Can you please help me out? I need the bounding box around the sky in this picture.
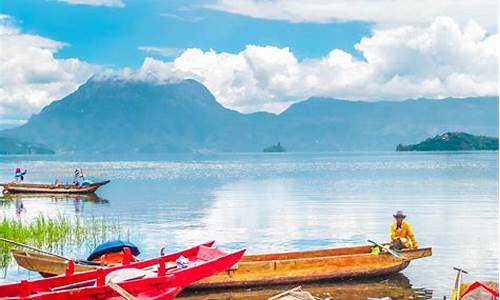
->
[0,0,498,126]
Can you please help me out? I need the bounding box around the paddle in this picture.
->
[0,237,69,260]
[367,240,408,260]
[0,237,100,266]
[107,281,137,300]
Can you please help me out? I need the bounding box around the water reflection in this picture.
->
[15,199,25,216]
[0,152,497,298]
[0,193,109,215]
[173,178,390,253]
[180,274,432,300]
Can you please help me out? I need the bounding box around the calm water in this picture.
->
[0,152,498,299]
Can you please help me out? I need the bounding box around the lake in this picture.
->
[0,152,498,299]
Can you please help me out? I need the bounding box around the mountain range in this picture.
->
[1,78,498,153]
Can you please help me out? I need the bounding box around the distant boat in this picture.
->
[264,142,286,152]
[0,180,110,194]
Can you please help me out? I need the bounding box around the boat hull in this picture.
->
[11,250,97,277]
[189,245,432,290]
[0,242,245,300]
[1,180,110,194]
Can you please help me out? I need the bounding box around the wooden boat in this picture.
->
[12,250,97,277]
[0,241,246,300]
[0,180,110,194]
[188,244,432,289]
[11,240,140,277]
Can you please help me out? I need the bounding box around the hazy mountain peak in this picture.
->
[1,79,497,153]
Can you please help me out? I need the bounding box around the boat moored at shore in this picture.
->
[189,244,432,290]
[0,241,245,300]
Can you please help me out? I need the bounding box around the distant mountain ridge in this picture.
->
[1,78,498,153]
[0,137,54,155]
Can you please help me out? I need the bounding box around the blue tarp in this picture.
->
[87,240,140,261]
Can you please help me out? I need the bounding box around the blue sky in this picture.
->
[1,0,371,68]
[0,0,497,124]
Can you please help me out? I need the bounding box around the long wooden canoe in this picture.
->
[12,241,211,278]
[0,180,110,194]
[188,244,432,289]
[11,250,97,277]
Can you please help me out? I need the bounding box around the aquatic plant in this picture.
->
[0,215,129,273]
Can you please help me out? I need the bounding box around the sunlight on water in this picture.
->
[0,152,497,299]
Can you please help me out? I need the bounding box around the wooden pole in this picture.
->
[0,237,69,260]
[108,281,137,300]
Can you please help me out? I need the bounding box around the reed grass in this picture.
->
[0,215,129,273]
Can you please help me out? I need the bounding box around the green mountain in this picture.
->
[1,78,498,153]
[396,132,499,151]
[0,137,55,155]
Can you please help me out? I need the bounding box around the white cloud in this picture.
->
[117,17,498,113]
[137,46,185,58]
[53,0,125,7]
[2,13,496,120]
[208,0,498,31]
[0,15,95,121]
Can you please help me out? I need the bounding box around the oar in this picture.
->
[108,281,137,300]
[0,237,69,260]
[367,239,408,260]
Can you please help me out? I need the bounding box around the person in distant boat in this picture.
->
[390,210,419,250]
[73,168,84,185]
[14,167,27,182]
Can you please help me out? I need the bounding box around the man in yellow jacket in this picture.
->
[391,210,418,250]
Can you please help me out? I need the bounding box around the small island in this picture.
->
[396,132,499,151]
[0,137,55,155]
[263,142,287,152]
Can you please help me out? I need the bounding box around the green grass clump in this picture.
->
[0,215,129,273]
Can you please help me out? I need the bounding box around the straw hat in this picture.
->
[393,210,406,218]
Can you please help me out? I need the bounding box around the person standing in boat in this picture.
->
[73,168,84,185]
[390,210,419,250]
[14,167,27,182]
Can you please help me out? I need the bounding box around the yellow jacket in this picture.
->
[390,221,418,248]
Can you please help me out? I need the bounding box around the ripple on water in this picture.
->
[0,152,497,299]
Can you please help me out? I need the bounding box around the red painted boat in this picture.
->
[0,241,245,300]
